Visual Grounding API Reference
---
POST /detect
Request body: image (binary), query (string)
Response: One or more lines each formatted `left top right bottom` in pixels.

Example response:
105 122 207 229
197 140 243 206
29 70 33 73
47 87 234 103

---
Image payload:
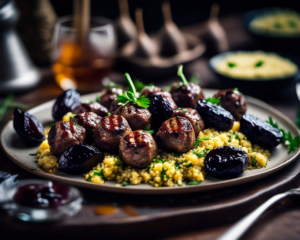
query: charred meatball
99 88 123 109
71 112 101 135
48 121 86 155
74 102 108 117
114 103 152 131
213 89 247 120
171 108 204 136
156 117 195 153
93 114 132 154
119 130 158 168
109 98 121 113
140 86 161 97
170 83 205 108
148 91 177 110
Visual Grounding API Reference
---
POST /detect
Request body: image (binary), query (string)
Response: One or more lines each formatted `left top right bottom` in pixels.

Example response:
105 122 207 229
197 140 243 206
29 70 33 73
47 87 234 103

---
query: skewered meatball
148 91 177 110
140 86 161 97
99 88 123 109
170 83 205 108
114 103 152 131
48 121 86 155
119 130 158 168
109 99 121 113
71 112 101 135
74 102 108 117
93 114 132 154
156 117 195 153
213 89 247 120
171 108 204 136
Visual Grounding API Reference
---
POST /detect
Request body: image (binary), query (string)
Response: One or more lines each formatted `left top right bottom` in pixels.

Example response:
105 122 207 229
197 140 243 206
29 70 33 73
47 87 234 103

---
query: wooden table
1 13 300 240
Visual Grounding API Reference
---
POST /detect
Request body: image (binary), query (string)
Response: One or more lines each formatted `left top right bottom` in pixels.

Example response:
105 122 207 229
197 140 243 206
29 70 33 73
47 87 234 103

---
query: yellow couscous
35 121 270 187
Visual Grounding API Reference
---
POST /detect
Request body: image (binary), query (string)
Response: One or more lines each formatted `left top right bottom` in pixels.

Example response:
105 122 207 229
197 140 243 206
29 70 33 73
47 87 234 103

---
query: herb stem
125 73 137 98
177 65 189 87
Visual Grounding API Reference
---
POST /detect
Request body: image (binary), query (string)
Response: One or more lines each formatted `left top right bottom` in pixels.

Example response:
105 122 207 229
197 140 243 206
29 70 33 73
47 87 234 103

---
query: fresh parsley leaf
122 183 130 187
178 107 182 110
192 150 207 158
94 169 104 178
133 80 144 92
267 116 279 129
255 61 264 67
187 181 200 185
88 176 92 182
182 109 188 113
186 163 193 168
177 65 189 87
144 125 154 134
288 20 297 28
96 96 100 103
252 157 257 169
206 97 220 105
161 168 167 181
175 162 181 170
194 137 210 147
235 135 240 140
228 62 236 68
108 112 111 116
136 95 150 108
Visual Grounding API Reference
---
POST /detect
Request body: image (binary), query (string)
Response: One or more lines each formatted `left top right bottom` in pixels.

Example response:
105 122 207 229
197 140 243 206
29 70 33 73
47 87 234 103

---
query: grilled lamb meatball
48 121 86 155
156 117 195 153
140 86 161 97
114 103 152 131
213 89 247 121
148 91 177 110
74 102 108 117
109 99 121 113
171 108 204 136
119 130 158 168
93 114 132 154
99 88 123 109
170 83 205 108
71 112 101 135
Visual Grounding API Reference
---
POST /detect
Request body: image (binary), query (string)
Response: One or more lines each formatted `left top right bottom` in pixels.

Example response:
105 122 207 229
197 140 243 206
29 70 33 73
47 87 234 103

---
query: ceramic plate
1 90 300 194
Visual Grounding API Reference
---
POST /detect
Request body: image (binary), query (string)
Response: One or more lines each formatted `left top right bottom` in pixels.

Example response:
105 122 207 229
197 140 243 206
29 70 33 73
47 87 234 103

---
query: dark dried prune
52 89 81 120
58 145 104 174
195 99 234 131
240 114 283 149
149 95 174 130
13 108 45 145
205 146 249 179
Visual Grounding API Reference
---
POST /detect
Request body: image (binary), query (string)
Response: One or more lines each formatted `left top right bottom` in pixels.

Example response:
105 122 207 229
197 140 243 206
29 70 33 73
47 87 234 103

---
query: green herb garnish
267 117 300 154
69 113 76 121
122 182 130 187
49 123 55 128
172 153 179 157
187 181 200 185
115 160 121 166
186 163 193 168
108 112 111 116
177 65 189 87
161 168 167 181
182 109 188 113
144 125 154 134
175 162 181 170
192 150 207 158
288 20 297 28
153 158 166 164
96 96 100 103
29 153 37 156
133 80 144 92
295 108 300 128
228 62 236 68
82 100 93 104
190 73 200 84
94 169 104 178
206 97 220 105
116 73 150 108
255 61 264 67
0 93 13 122
235 135 240 140
252 157 257 169
194 137 210 147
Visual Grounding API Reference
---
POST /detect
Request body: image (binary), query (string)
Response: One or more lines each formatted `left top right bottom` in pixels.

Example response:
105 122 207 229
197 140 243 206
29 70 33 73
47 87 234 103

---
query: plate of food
1 66 300 194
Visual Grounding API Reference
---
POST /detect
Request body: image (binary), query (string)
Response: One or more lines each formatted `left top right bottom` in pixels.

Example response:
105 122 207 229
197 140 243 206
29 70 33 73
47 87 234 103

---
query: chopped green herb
144 125 154 134
133 80 145 92
178 107 182 110
172 153 179 157
228 62 236 68
288 20 297 28
69 113 76 121
115 160 121 166
108 112 111 116
175 161 181 170
186 162 193 168
192 149 208 158
96 96 100 102
116 73 150 108
274 22 282 28
267 116 279 129
206 96 220 105
255 61 264 67
88 176 92 182
161 168 167 181
93 169 104 178
235 135 240 140
115 155 120 159
153 158 166 164
74 123 81 127
49 123 55 128
194 137 210 147
177 65 189 87
182 109 188 113
187 181 200 185
252 157 257 169
122 182 130 187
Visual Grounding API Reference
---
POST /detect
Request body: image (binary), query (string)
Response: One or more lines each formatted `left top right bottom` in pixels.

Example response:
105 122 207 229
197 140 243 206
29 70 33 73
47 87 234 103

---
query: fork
217 188 300 240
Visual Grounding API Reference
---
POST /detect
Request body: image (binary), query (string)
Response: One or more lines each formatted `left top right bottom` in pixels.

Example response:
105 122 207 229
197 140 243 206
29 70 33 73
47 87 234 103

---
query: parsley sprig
267 117 300 154
116 73 150 108
144 125 154 134
177 65 189 87
206 97 220 105
194 137 210 147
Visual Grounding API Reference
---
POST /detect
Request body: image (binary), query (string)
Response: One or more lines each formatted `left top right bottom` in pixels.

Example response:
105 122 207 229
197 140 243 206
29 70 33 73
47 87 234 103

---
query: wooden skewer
210 3 220 20
118 0 130 16
135 8 145 34
73 0 90 44
162 1 173 23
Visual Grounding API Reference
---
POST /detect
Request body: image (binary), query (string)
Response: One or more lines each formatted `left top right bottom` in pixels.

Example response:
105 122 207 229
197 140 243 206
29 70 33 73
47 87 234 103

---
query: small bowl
209 51 300 94
0 178 82 222
243 8 300 52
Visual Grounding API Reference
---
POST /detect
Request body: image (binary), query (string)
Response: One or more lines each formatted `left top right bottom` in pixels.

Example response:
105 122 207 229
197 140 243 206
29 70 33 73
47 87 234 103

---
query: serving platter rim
1 89 300 195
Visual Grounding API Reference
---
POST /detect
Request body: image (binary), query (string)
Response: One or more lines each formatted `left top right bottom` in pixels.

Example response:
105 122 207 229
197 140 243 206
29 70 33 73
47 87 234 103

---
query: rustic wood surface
1 13 300 240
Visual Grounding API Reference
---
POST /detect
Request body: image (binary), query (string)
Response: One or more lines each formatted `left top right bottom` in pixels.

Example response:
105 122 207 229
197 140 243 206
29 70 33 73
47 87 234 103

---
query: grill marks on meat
74 102 108 117
171 108 204 136
156 117 195 153
114 103 152 131
48 121 86 155
94 114 132 154
71 112 101 135
120 130 158 168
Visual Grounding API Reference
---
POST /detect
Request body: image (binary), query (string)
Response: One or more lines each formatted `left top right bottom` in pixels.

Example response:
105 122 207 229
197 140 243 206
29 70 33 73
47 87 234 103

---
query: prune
213 89 247 120
149 95 174 130
13 108 45 145
52 89 81 120
240 114 283 148
205 146 249 179
14 182 70 208
170 83 205 108
195 99 234 131
0 171 11 183
74 102 108 117
58 145 104 174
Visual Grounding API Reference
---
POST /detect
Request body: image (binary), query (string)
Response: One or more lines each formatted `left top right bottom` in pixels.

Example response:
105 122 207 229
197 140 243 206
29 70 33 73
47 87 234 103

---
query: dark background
50 0 300 33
